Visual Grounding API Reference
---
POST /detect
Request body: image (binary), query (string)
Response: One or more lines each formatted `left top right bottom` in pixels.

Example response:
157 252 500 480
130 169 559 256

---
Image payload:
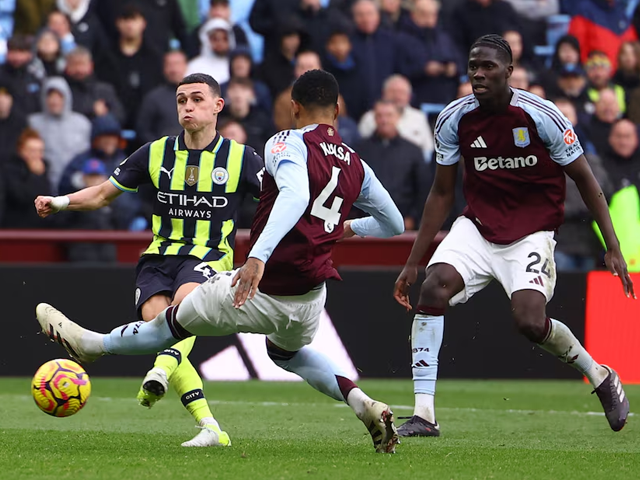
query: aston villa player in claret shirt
393 34 635 438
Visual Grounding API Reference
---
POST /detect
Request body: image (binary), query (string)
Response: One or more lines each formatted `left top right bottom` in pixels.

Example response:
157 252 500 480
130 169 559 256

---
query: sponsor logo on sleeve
563 129 577 145
271 142 287 154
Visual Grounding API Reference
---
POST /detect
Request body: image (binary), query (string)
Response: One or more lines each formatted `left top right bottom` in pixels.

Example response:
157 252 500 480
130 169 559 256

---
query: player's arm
35 181 122 218
393 109 461 310
232 134 310 307
565 155 635 298
345 160 404 238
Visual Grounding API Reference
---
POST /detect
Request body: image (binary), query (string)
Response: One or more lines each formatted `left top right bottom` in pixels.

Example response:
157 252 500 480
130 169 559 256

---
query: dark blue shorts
135 255 217 319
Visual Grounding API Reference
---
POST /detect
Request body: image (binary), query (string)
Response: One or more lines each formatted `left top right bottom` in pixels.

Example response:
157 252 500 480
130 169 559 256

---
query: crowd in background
0 0 639 270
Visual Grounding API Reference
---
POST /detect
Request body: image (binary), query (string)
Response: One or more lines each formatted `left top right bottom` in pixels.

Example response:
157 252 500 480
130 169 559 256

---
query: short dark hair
227 77 253 90
118 5 145 20
291 69 338 109
178 73 221 97
210 0 229 6
470 34 513 65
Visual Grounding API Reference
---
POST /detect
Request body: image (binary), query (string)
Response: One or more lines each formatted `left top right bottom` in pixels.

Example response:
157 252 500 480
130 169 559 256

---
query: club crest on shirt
513 127 530 148
185 166 199 186
212 166 229 185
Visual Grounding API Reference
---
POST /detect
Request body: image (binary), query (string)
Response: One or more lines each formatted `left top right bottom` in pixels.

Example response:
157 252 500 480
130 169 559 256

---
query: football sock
171 358 216 426
154 337 196 378
103 308 181 355
538 318 608 387
411 313 444 423
269 345 347 402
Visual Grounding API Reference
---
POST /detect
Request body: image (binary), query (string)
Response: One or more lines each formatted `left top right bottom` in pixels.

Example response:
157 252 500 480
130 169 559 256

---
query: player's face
176 83 224 132
468 46 512 101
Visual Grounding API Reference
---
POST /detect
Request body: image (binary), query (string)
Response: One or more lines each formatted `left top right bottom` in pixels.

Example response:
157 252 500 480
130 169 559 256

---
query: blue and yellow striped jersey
110 131 264 268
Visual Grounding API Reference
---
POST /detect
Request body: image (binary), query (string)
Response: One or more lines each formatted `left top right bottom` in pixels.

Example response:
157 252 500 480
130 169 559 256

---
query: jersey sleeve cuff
109 176 138 192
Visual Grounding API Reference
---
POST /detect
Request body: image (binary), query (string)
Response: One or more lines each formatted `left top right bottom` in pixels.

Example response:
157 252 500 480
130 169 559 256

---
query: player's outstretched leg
36 303 190 361
266 339 399 453
397 264 461 438
512 291 629 431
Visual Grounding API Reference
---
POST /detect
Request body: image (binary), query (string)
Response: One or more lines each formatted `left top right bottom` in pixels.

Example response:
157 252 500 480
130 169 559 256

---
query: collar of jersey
174 131 222 152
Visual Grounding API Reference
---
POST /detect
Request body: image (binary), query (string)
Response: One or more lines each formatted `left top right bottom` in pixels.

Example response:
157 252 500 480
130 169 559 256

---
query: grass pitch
1 378 638 480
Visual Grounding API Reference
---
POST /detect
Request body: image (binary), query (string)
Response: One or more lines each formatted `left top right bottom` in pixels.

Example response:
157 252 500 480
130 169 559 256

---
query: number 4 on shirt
311 166 344 233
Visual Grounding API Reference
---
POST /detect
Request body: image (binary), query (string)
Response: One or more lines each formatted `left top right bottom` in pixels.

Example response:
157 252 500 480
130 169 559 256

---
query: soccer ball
32 359 91 417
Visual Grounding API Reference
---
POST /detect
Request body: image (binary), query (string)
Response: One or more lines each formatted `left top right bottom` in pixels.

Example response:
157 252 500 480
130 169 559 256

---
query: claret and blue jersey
435 88 584 244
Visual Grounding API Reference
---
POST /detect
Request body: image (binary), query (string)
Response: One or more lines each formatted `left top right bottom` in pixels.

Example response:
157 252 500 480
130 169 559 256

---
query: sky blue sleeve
434 108 461 166
248 132 310 263
351 161 404 238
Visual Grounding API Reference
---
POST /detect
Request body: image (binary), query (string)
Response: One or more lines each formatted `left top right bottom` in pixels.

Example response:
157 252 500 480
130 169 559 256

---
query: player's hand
232 257 265 308
394 265 418 312
342 219 357 240
604 247 636 299
35 195 69 217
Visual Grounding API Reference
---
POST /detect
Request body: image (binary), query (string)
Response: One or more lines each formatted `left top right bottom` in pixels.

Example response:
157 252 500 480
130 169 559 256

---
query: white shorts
176 270 327 352
428 217 557 306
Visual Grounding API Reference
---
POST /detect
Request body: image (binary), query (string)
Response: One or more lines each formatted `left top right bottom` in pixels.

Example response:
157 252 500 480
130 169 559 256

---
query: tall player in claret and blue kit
393 35 636 438
35 69 406 453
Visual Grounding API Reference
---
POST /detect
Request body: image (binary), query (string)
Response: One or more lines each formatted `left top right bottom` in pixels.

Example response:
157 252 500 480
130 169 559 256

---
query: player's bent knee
417 264 463 311
266 338 297 366
511 294 547 343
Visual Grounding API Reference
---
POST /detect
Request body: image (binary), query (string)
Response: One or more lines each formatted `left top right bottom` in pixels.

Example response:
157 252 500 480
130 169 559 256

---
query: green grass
1 378 639 480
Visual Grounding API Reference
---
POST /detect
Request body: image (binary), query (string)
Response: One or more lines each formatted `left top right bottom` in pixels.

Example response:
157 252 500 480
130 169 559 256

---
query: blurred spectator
14 0 55 36
448 0 522 54
0 78 28 165
554 96 596 154
359 74 434 160
400 0 462 105
186 18 234 83
1 128 54 228
548 64 591 119
336 95 360 146
55 0 110 56
272 50 322 131
380 0 411 29
0 35 45 115
529 84 546 98
96 0 188 54
28 76 91 192
504 0 559 45
258 18 308 98
61 159 123 263
540 34 582 92
221 47 272 115
589 87 622 156
94 6 163 130
567 0 637 71
602 118 640 192
64 47 126 124
585 51 626 112
457 80 473 98
323 25 368 124
293 0 350 55
503 29 537 74
613 41 640 93
510 66 530 90
185 0 248 58
221 77 273 154
349 0 425 120
35 29 65 76
47 10 77 55
219 118 248 143
59 114 126 195
136 50 187 144
356 100 430 230
249 0 306 61
555 148 610 272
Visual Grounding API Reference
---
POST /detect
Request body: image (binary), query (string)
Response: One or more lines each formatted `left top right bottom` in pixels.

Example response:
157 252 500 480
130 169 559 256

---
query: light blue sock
103 315 177 355
412 314 444 396
270 346 347 402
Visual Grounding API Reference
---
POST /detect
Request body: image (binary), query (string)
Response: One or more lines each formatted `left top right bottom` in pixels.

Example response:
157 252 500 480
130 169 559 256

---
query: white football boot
181 424 232 447
36 303 103 364
137 367 169 408
358 400 399 453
